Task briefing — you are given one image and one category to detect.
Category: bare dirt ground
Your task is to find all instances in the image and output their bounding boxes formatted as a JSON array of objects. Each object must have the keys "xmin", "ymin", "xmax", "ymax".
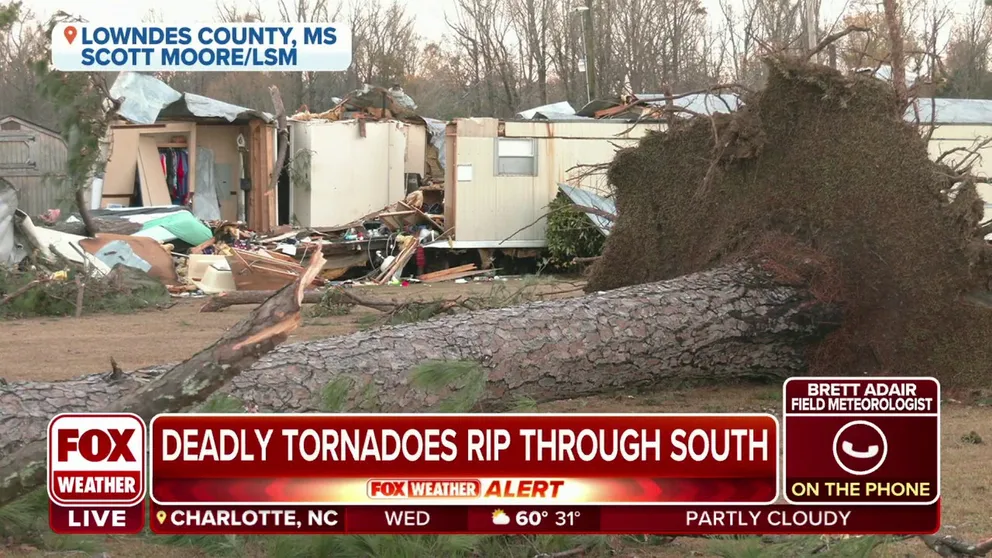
[
  {"xmin": 0, "ymin": 277, "xmax": 584, "ymax": 381},
  {"xmin": 1, "ymin": 277, "xmax": 989, "ymax": 557}
]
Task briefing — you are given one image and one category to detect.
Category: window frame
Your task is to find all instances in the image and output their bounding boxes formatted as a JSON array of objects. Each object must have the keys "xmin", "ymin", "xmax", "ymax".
[{"xmin": 493, "ymin": 137, "xmax": 538, "ymax": 177}]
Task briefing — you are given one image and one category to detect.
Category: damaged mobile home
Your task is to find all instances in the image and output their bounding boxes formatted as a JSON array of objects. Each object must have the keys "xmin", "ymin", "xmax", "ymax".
[
  {"xmin": 435, "ymin": 93, "xmax": 738, "ymax": 250},
  {"xmin": 288, "ymin": 84, "xmax": 446, "ymax": 229},
  {"xmin": 100, "ymin": 72, "xmax": 280, "ymax": 231}
]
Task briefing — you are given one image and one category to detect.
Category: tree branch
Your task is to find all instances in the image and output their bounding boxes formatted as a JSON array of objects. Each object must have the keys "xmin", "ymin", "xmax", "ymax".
[
  {"xmin": 919, "ymin": 534, "xmax": 992, "ymax": 557},
  {"xmin": 806, "ymin": 25, "xmax": 870, "ymax": 60}
]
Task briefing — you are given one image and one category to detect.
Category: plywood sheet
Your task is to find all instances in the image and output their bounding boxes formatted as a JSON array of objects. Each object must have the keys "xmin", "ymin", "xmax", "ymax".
[
  {"xmin": 136, "ymin": 136, "xmax": 172, "ymax": 206},
  {"xmin": 103, "ymin": 128, "xmax": 139, "ymax": 196}
]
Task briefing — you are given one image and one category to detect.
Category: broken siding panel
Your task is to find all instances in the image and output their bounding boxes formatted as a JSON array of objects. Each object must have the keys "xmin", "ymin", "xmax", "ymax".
[{"xmin": 558, "ymin": 183, "xmax": 616, "ymax": 236}]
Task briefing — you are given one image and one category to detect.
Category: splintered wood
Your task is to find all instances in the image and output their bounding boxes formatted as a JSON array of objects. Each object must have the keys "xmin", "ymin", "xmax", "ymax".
[
  {"xmin": 226, "ymin": 248, "xmax": 323, "ymax": 291},
  {"xmin": 375, "ymin": 238, "xmax": 421, "ymax": 284}
]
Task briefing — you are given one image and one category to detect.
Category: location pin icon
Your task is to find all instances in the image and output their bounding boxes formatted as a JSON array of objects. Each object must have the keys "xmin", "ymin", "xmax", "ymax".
[
  {"xmin": 156, "ymin": 510, "xmax": 167, "ymax": 524},
  {"xmin": 64, "ymin": 26, "xmax": 77, "ymax": 45}
]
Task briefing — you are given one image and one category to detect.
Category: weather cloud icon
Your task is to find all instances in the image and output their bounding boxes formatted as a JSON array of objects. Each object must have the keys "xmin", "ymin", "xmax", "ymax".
[{"xmin": 491, "ymin": 509, "xmax": 510, "ymax": 526}]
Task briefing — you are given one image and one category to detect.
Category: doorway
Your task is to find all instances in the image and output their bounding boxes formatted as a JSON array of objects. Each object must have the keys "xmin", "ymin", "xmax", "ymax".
[{"xmin": 278, "ymin": 132, "xmax": 291, "ymax": 225}]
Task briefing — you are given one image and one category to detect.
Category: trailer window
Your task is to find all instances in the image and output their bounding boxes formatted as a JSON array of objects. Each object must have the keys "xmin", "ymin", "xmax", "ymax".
[{"xmin": 495, "ymin": 138, "xmax": 537, "ymax": 176}]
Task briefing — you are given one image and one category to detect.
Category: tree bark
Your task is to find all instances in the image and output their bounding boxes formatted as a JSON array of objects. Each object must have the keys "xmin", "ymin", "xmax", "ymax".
[
  {"xmin": 268, "ymin": 85, "xmax": 289, "ymax": 195},
  {"xmin": 0, "ymin": 253, "xmax": 325, "ymax": 506},
  {"xmin": 882, "ymin": 0, "xmax": 907, "ymax": 106},
  {"xmin": 0, "ymin": 263, "xmax": 839, "ymax": 464},
  {"xmin": 581, "ymin": 0, "xmax": 598, "ymax": 101}
]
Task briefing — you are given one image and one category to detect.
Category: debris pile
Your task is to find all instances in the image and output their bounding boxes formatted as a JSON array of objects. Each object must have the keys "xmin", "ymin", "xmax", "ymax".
[
  {"xmin": 291, "ymin": 84, "xmax": 422, "ymax": 123},
  {"xmin": 1, "ymin": 183, "xmax": 498, "ymax": 316},
  {"xmin": 290, "ymin": 85, "xmax": 447, "ymax": 208},
  {"xmin": 589, "ymin": 57, "xmax": 992, "ymax": 385}
]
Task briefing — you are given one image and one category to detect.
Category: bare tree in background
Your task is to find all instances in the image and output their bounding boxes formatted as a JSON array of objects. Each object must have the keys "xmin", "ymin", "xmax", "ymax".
[
  {"xmin": 507, "ymin": 0, "xmax": 553, "ymax": 105},
  {"xmin": 940, "ymin": 1, "xmax": 992, "ymax": 98},
  {"xmin": 718, "ymin": 0, "xmax": 765, "ymax": 87},
  {"xmin": 913, "ymin": 0, "xmax": 952, "ymax": 93},
  {"xmin": 752, "ymin": 0, "xmax": 805, "ymax": 51},
  {"xmin": 447, "ymin": 0, "xmax": 520, "ymax": 115},
  {"xmin": 275, "ymin": 0, "xmax": 345, "ymax": 111},
  {"xmin": 0, "ymin": 4, "xmax": 55, "ymax": 128},
  {"xmin": 350, "ymin": 0, "xmax": 419, "ymax": 87},
  {"xmin": 547, "ymin": 0, "xmax": 584, "ymax": 104}
]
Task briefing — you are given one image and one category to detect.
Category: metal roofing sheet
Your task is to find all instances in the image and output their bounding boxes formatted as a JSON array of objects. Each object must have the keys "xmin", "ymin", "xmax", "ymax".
[
  {"xmin": 909, "ymin": 98, "xmax": 992, "ymax": 125},
  {"xmin": 557, "ymin": 183, "xmax": 616, "ymax": 236},
  {"xmin": 111, "ymin": 72, "xmax": 273, "ymax": 125},
  {"xmin": 517, "ymin": 101, "xmax": 576, "ymax": 119}
]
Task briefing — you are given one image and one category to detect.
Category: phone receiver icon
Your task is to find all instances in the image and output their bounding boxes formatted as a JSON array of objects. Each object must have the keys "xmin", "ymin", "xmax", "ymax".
[{"xmin": 842, "ymin": 441, "xmax": 880, "ymax": 459}]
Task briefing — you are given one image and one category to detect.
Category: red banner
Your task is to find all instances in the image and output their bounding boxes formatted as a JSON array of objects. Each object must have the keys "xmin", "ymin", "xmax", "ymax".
[
  {"xmin": 146, "ymin": 502, "xmax": 940, "ymax": 535},
  {"xmin": 150, "ymin": 413, "xmax": 778, "ymax": 505},
  {"xmin": 783, "ymin": 378, "xmax": 940, "ymax": 505}
]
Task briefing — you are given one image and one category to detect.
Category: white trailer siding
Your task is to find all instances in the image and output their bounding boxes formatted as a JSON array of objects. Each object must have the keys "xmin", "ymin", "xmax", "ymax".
[
  {"xmin": 290, "ymin": 119, "xmax": 408, "ymax": 228},
  {"xmin": 925, "ymin": 124, "xmax": 992, "ymax": 221},
  {"xmin": 442, "ymin": 97, "xmax": 992, "ymax": 248},
  {"xmin": 448, "ymin": 118, "xmax": 662, "ymax": 247}
]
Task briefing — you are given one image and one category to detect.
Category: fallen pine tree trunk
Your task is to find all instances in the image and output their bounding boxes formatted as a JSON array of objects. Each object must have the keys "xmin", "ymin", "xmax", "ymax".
[
  {"xmin": 0, "ymin": 262, "xmax": 839, "ymax": 463},
  {"xmin": 200, "ymin": 288, "xmax": 400, "ymax": 313},
  {"xmin": 201, "ymin": 289, "xmax": 327, "ymax": 312},
  {"xmin": 0, "ymin": 252, "xmax": 326, "ymax": 507}
]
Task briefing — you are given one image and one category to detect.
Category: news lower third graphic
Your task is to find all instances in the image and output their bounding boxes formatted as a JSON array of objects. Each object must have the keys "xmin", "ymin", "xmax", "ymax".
[
  {"xmin": 50, "ymin": 23, "xmax": 353, "ymax": 72},
  {"xmin": 148, "ymin": 413, "xmax": 781, "ymax": 506},
  {"xmin": 47, "ymin": 413, "xmax": 147, "ymax": 534},
  {"xmin": 45, "ymin": 398, "xmax": 943, "ymax": 535}
]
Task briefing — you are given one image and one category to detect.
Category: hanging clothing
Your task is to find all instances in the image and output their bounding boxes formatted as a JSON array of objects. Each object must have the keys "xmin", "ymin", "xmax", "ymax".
[{"xmin": 158, "ymin": 147, "xmax": 190, "ymax": 205}]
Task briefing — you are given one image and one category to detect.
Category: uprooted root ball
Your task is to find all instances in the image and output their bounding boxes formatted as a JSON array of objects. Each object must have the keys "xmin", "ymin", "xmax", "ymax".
[{"xmin": 589, "ymin": 57, "xmax": 992, "ymax": 386}]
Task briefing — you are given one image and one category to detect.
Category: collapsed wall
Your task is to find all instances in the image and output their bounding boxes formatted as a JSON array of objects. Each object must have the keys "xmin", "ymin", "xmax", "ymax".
[{"xmin": 589, "ymin": 57, "xmax": 992, "ymax": 385}]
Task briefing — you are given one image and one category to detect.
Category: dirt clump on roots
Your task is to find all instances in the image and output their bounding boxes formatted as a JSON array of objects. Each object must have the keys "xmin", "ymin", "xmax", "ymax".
[{"xmin": 588, "ymin": 57, "xmax": 992, "ymax": 386}]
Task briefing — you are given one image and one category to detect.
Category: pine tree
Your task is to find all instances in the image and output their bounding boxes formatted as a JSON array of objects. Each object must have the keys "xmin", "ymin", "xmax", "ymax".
[{"xmin": 32, "ymin": 11, "xmax": 121, "ymax": 234}]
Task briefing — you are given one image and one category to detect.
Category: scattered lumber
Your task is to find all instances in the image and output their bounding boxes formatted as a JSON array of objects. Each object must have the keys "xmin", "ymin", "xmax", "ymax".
[
  {"xmin": 416, "ymin": 264, "xmax": 477, "ymax": 281},
  {"xmin": 421, "ymin": 268, "xmax": 498, "ymax": 283}
]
